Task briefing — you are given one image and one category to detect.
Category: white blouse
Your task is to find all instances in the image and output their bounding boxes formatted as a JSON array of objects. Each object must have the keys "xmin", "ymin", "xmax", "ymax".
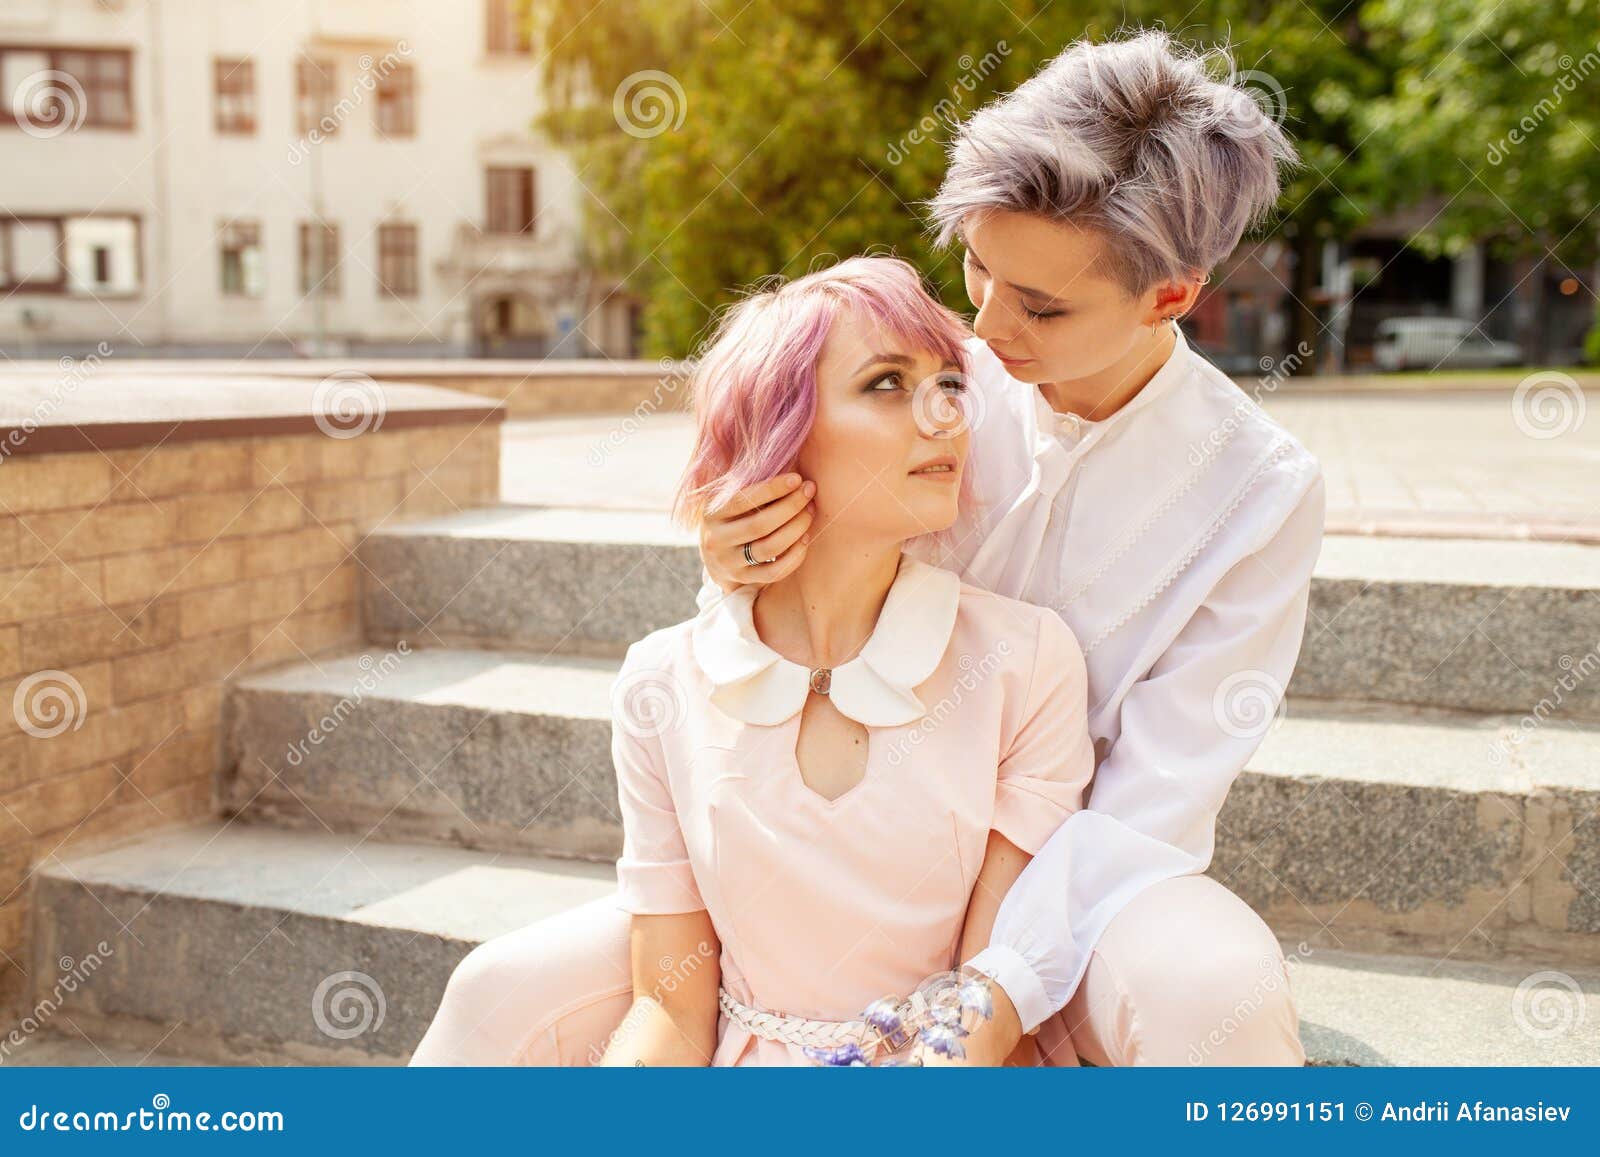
[{"xmin": 700, "ymin": 326, "xmax": 1324, "ymax": 1033}]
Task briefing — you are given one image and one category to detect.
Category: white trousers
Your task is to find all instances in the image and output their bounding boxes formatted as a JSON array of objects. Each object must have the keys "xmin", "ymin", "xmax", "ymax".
[{"xmin": 409, "ymin": 872, "xmax": 1307, "ymax": 1066}]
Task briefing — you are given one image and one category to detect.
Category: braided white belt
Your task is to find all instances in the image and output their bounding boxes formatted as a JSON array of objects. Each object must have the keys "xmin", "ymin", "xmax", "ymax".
[{"xmin": 718, "ymin": 986, "xmax": 932, "ymax": 1058}]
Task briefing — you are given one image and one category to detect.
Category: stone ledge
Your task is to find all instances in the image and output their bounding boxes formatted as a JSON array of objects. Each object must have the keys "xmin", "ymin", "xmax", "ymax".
[
  {"xmin": 3, "ymin": 357, "xmax": 680, "ymax": 380},
  {"xmin": 0, "ymin": 374, "xmax": 504, "ymax": 455}
]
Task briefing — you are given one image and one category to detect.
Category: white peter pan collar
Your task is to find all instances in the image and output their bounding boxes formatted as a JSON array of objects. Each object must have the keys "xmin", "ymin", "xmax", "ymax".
[{"xmin": 690, "ymin": 553, "xmax": 962, "ymax": 727}]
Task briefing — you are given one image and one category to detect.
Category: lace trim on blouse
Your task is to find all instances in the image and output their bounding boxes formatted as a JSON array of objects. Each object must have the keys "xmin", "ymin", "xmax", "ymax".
[
  {"xmin": 1055, "ymin": 417, "xmax": 1243, "ymax": 610},
  {"xmin": 1081, "ymin": 436, "xmax": 1300, "ymax": 657}
]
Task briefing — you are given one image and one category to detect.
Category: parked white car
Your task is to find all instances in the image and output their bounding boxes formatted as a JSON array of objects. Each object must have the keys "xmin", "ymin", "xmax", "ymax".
[{"xmin": 1372, "ymin": 317, "xmax": 1523, "ymax": 371}]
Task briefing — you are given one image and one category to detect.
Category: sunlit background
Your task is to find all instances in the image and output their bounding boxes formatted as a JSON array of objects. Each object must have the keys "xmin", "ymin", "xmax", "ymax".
[
  {"xmin": 1, "ymin": 1, "xmax": 1598, "ymax": 1070},
  {"xmin": 2, "ymin": 0, "xmax": 1597, "ymax": 372}
]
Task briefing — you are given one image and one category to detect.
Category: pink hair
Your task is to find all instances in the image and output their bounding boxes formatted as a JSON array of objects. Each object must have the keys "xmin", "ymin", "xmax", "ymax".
[{"xmin": 672, "ymin": 255, "xmax": 975, "ymax": 527}]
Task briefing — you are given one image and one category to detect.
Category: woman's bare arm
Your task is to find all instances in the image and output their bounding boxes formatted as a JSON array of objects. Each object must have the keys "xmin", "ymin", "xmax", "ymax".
[
  {"xmin": 598, "ymin": 910, "xmax": 721, "ymax": 1066},
  {"xmin": 918, "ymin": 829, "xmax": 1032, "ymax": 1066}
]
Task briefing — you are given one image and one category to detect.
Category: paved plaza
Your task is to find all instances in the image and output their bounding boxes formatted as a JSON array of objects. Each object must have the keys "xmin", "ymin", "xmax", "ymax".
[{"xmin": 503, "ymin": 386, "xmax": 1599, "ymax": 543}]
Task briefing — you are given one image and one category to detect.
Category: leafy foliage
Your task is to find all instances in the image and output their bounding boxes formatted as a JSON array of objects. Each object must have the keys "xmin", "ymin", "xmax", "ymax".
[{"xmin": 526, "ymin": 0, "xmax": 1600, "ymax": 358}]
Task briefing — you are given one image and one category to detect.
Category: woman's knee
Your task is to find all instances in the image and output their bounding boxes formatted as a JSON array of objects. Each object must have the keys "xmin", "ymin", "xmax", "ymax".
[
  {"xmin": 451, "ymin": 895, "xmax": 631, "ymax": 1010},
  {"xmin": 412, "ymin": 894, "xmax": 634, "ymax": 1065},
  {"xmin": 443, "ymin": 934, "xmax": 539, "ymax": 1010},
  {"xmin": 1093, "ymin": 875, "xmax": 1306, "ymax": 1065},
  {"xmin": 1168, "ymin": 929, "xmax": 1303, "ymax": 1065}
]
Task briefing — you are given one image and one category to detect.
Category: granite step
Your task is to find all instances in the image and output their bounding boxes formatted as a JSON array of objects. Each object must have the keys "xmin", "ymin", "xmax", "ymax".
[
  {"xmin": 1214, "ymin": 699, "xmax": 1600, "ymax": 965},
  {"xmin": 23, "ymin": 821, "xmax": 616, "ymax": 1066},
  {"xmin": 1295, "ymin": 534, "xmax": 1600, "ymax": 721},
  {"xmin": 358, "ymin": 506, "xmax": 700, "ymax": 659},
  {"xmin": 358, "ymin": 507, "xmax": 1600, "ymax": 720},
  {"xmin": 23, "ymin": 821, "xmax": 1600, "ymax": 1066},
  {"xmin": 223, "ymin": 647, "xmax": 622, "ymax": 860},
  {"xmin": 223, "ymin": 646, "xmax": 1600, "ymax": 961}
]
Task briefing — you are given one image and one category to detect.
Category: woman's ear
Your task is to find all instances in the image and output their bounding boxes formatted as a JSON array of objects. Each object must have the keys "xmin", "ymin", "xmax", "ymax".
[{"xmin": 1143, "ymin": 274, "xmax": 1206, "ymax": 327}]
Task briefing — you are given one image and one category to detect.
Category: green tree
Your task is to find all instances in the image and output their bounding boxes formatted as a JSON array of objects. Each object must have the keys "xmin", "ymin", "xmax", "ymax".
[
  {"xmin": 530, "ymin": 0, "xmax": 1061, "ymax": 355},
  {"xmin": 528, "ymin": 1, "xmax": 1594, "ymax": 363},
  {"xmin": 1360, "ymin": 0, "xmax": 1600, "ymax": 358}
]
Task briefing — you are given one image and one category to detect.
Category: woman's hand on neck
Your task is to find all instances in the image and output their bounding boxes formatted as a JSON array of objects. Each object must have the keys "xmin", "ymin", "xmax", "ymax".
[
  {"xmin": 751, "ymin": 531, "xmax": 904, "ymax": 670},
  {"xmin": 1039, "ymin": 320, "xmax": 1176, "ymax": 422}
]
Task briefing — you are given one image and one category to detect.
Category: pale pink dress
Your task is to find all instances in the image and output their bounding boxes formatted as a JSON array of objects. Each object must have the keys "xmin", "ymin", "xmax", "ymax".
[{"xmin": 609, "ymin": 553, "xmax": 1095, "ymax": 1066}]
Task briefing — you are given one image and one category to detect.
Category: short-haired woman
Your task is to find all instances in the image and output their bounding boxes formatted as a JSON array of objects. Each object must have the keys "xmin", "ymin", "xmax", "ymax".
[{"xmin": 413, "ymin": 29, "xmax": 1322, "ymax": 1067}]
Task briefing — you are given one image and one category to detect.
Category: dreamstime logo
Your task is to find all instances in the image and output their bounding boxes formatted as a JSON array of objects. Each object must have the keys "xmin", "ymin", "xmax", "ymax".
[
  {"xmin": 1488, "ymin": 644, "xmax": 1599, "ymax": 765},
  {"xmin": 884, "ymin": 43, "xmax": 1010, "ymax": 165},
  {"xmin": 1511, "ymin": 970, "xmax": 1586, "ymax": 1040},
  {"xmin": 1511, "ymin": 371, "xmax": 1586, "ymax": 440},
  {"xmin": 13, "ymin": 670, "xmax": 87, "ymax": 739},
  {"xmin": 884, "ymin": 643, "xmax": 1012, "ymax": 768},
  {"xmin": 312, "ymin": 371, "xmax": 387, "ymax": 439},
  {"xmin": 283, "ymin": 643, "xmax": 410, "ymax": 767},
  {"xmin": 587, "ymin": 358, "xmax": 691, "ymax": 467},
  {"xmin": 288, "ymin": 40, "xmax": 413, "ymax": 163},
  {"xmin": 11, "ymin": 69, "xmax": 87, "ymax": 138},
  {"xmin": 610, "ymin": 668, "xmax": 688, "ymax": 738},
  {"xmin": 1487, "ymin": 42, "xmax": 1600, "ymax": 164},
  {"xmin": 0, "ymin": 942, "xmax": 115, "ymax": 1065},
  {"xmin": 911, "ymin": 370, "xmax": 986, "ymax": 440},
  {"xmin": 1219, "ymin": 67, "xmax": 1289, "ymax": 139},
  {"xmin": 1187, "ymin": 341, "xmax": 1313, "ymax": 467},
  {"xmin": 585, "ymin": 940, "xmax": 716, "ymax": 1064},
  {"xmin": 1212, "ymin": 669, "xmax": 1286, "ymax": 741},
  {"xmin": 1, "ymin": 341, "xmax": 113, "ymax": 463},
  {"xmin": 312, "ymin": 971, "xmax": 386, "ymax": 1040},
  {"xmin": 613, "ymin": 70, "xmax": 687, "ymax": 138},
  {"xmin": 1187, "ymin": 941, "xmax": 1313, "ymax": 1063}
]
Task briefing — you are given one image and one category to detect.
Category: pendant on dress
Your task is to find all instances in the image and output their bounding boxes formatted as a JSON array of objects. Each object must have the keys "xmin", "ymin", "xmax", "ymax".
[{"xmin": 809, "ymin": 667, "xmax": 832, "ymax": 695}]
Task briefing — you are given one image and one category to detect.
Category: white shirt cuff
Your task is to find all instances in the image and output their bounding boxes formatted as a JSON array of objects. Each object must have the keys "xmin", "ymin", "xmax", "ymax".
[{"xmin": 964, "ymin": 942, "xmax": 1053, "ymax": 1036}]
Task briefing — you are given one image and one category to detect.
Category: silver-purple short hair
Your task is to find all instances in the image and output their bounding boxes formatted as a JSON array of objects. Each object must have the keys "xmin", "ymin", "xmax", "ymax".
[{"xmin": 928, "ymin": 29, "xmax": 1298, "ymax": 295}]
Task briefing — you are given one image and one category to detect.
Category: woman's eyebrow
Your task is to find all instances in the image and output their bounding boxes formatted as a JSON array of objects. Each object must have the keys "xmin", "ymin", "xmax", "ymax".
[{"xmin": 851, "ymin": 353, "xmax": 962, "ymax": 375}]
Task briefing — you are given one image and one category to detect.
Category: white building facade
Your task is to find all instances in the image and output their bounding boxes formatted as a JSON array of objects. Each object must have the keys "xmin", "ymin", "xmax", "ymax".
[{"xmin": 0, "ymin": 0, "xmax": 638, "ymax": 358}]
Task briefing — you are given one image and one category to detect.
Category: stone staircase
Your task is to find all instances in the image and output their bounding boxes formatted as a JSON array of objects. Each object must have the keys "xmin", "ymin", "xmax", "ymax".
[{"xmin": 24, "ymin": 506, "xmax": 1600, "ymax": 1065}]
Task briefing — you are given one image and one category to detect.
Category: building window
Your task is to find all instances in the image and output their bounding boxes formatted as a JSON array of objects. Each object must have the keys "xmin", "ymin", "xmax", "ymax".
[
  {"xmin": 220, "ymin": 220, "xmax": 263, "ymax": 296},
  {"xmin": 299, "ymin": 220, "xmax": 340, "ymax": 295},
  {"xmin": 1, "ymin": 45, "xmax": 134, "ymax": 130},
  {"xmin": 485, "ymin": 166, "xmax": 536, "ymax": 235},
  {"xmin": 65, "ymin": 217, "xmax": 139, "ymax": 294},
  {"xmin": 214, "ymin": 58, "xmax": 255, "ymax": 134},
  {"xmin": 377, "ymin": 222, "xmax": 419, "ymax": 297},
  {"xmin": 295, "ymin": 55, "xmax": 337, "ymax": 135},
  {"xmin": 0, "ymin": 214, "xmax": 140, "ymax": 294},
  {"xmin": 485, "ymin": 0, "xmax": 532, "ymax": 53},
  {"xmin": 374, "ymin": 64, "xmax": 415, "ymax": 137},
  {"xmin": 0, "ymin": 217, "xmax": 66, "ymax": 290}
]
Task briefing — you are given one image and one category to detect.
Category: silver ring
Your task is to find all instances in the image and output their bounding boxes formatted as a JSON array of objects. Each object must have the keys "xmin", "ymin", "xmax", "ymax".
[{"xmin": 743, "ymin": 542, "xmax": 759, "ymax": 567}]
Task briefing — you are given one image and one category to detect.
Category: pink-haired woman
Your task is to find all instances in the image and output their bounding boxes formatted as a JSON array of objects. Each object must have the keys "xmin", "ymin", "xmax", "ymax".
[
  {"xmin": 569, "ymin": 256, "xmax": 1095, "ymax": 1065},
  {"xmin": 413, "ymin": 29, "xmax": 1321, "ymax": 1067}
]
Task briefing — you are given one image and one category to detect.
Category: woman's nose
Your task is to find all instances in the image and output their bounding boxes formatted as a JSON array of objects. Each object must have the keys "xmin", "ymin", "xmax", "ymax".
[
  {"xmin": 972, "ymin": 291, "xmax": 1019, "ymax": 345},
  {"xmin": 911, "ymin": 377, "xmax": 974, "ymax": 442}
]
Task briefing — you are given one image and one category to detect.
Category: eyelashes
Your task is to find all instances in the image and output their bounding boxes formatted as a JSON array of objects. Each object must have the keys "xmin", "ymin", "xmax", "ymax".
[
  {"xmin": 964, "ymin": 250, "xmax": 1065, "ymax": 322},
  {"xmin": 865, "ymin": 371, "xmax": 968, "ymax": 394}
]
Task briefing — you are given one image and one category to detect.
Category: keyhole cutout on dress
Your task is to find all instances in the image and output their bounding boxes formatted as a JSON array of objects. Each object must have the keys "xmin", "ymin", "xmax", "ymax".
[{"xmin": 793, "ymin": 690, "xmax": 870, "ymax": 803}]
